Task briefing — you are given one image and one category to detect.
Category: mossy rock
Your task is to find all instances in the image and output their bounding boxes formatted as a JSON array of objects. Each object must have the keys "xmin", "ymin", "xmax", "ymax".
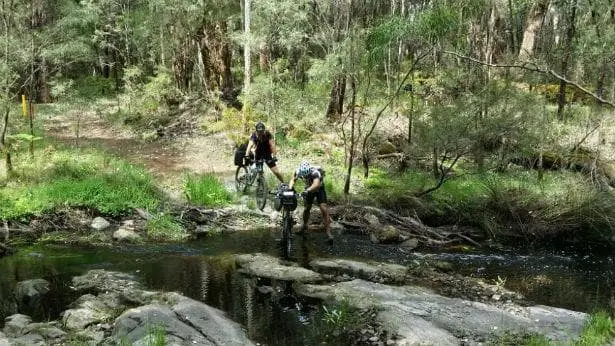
[
  {"xmin": 370, "ymin": 225, "xmax": 401, "ymax": 244},
  {"xmin": 377, "ymin": 141, "xmax": 397, "ymax": 155}
]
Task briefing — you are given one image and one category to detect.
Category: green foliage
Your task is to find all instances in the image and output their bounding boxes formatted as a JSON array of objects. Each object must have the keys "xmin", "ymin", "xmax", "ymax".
[
  {"xmin": 363, "ymin": 168, "xmax": 430, "ymax": 207},
  {"xmin": 489, "ymin": 311, "xmax": 614, "ymax": 345},
  {"xmin": 320, "ymin": 298, "xmax": 379, "ymax": 342},
  {"xmin": 141, "ymin": 67, "xmax": 182, "ymax": 112},
  {"xmin": 367, "ymin": 16, "xmax": 412, "ymax": 62},
  {"xmin": 576, "ymin": 311, "xmax": 615, "ymax": 346},
  {"xmin": 321, "ymin": 298, "xmax": 353, "ymax": 336},
  {"xmin": 183, "ymin": 174, "xmax": 233, "ymax": 207},
  {"xmin": 532, "ymin": 84, "xmax": 594, "ymax": 105},
  {"xmin": 242, "ymin": 75, "xmax": 325, "ymax": 139},
  {"xmin": 0, "ymin": 148, "xmax": 160, "ymax": 219},
  {"xmin": 413, "ymin": 3, "xmax": 461, "ymax": 43},
  {"xmin": 146, "ymin": 213, "xmax": 188, "ymax": 241},
  {"xmin": 212, "ymin": 104, "xmax": 261, "ymax": 145},
  {"xmin": 323, "ymin": 170, "xmax": 345, "ymax": 204},
  {"xmin": 5, "ymin": 133, "xmax": 42, "ymax": 152}
]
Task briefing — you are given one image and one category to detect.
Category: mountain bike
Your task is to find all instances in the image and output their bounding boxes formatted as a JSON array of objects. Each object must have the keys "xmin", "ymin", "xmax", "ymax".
[
  {"xmin": 235, "ymin": 157, "xmax": 269, "ymax": 211},
  {"xmin": 273, "ymin": 184, "xmax": 298, "ymax": 259}
]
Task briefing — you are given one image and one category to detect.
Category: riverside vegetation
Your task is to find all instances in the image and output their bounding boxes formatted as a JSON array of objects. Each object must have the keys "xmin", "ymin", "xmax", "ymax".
[{"xmin": 0, "ymin": 97, "xmax": 613, "ymax": 345}]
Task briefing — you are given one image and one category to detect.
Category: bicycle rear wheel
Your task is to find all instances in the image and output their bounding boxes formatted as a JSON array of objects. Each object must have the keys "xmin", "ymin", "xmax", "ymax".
[
  {"xmin": 256, "ymin": 174, "xmax": 267, "ymax": 210},
  {"xmin": 235, "ymin": 166, "xmax": 249, "ymax": 193},
  {"xmin": 281, "ymin": 211, "xmax": 292, "ymax": 259}
]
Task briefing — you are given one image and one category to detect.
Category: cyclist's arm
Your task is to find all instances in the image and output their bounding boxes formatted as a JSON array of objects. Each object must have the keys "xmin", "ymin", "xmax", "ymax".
[
  {"xmin": 288, "ymin": 172, "xmax": 298, "ymax": 190},
  {"xmin": 268, "ymin": 139, "xmax": 277, "ymax": 156},
  {"xmin": 246, "ymin": 140, "xmax": 255, "ymax": 155}
]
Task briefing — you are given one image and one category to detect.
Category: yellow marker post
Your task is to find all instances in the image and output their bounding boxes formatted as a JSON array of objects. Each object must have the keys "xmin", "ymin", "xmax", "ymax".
[{"xmin": 21, "ymin": 95, "xmax": 27, "ymax": 117}]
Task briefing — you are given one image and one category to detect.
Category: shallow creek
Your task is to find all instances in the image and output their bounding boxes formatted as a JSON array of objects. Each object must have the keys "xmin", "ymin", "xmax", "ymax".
[{"xmin": 1, "ymin": 230, "xmax": 613, "ymax": 344}]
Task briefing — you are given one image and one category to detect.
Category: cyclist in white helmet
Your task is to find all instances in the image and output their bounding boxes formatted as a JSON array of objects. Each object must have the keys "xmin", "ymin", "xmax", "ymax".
[{"xmin": 288, "ymin": 160, "xmax": 332, "ymax": 243}]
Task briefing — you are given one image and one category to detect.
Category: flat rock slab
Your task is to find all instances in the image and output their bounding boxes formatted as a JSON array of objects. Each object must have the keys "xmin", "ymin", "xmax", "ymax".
[
  {"xmin": 296, "ymin": 279, "xmax": 587, "ymax": 345},
  {"xmin": 234, "ymin": 253, "xmax": 324, "ymax": 283}
]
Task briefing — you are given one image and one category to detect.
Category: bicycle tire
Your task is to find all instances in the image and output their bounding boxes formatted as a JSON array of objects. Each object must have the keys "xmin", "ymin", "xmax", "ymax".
[
  {"xmin": 235, "ymin": 166, "xmax": 249, "ymax": 193},
  {"xmin": 281, "ymin": 210, "xmax": 292, "ymax": 259},
  {"xmin": 256, "ymin": 174, "xmax": 267, "ymax": 210}
]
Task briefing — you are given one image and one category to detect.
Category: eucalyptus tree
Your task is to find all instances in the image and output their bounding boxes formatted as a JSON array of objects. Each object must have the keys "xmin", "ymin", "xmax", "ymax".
[
  {"xmin": 518, "ymin": 0, "xmax": 549, "ymax": 61},
  {"xmin": 0, "ymin": 0, "xmax": 31, "ymax": 173}
]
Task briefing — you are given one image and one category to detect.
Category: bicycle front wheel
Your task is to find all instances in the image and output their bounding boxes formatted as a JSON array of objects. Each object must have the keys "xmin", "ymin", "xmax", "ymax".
[
  {"xmin": 281, "ymin": 211, "xmax": 293, "ymax": 259},
  {"xmin": 235, "ymin": 166, "xmax": 249, "ymax": 193},
  {"xmin": 256, "ymin": 175, "xmax": 267, "ymax": 210}
]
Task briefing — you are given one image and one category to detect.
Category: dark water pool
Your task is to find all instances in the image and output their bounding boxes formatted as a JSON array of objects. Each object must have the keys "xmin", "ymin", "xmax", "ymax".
[{"xmin": 1, "ymin": 229, "xmax": 613, "ymax": 344}]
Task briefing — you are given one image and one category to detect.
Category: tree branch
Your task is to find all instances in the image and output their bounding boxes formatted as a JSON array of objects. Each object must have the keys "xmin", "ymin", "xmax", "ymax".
[{"xmin": 443, "ymin": 50, "xmax": 615, "ymax": 108}]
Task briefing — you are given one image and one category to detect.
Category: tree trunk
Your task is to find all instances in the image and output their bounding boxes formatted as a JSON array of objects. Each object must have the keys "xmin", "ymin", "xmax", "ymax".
[
  {"xmin": 30, "ymin": 0, "xmax": 50, "ymax": 103},
  {"xmin": 507, "ymin": 0, "xmax": 518, "ymax": 55},
  {"xmin": 243, "ymin": 0, "xmax": 251, "ymax": 94},
  {"xmin": 37, "ymin": 58, "xmax": 50, "ymax": 102},
  {"xmin": 1, "ymin": 0, "xmax": 13, "ymax": 174},
  {"xmin": 432, "ymin": 146, "xmax": 439, "ymax": 179},
  {"xmin": 556, "ymin": 0, "xmax": 577, "ymax": 122},
  {"xmin": 343, "ymin": 76, "xmax": 357, "ymax": 196},
  {"xmin": 518, "ymin": 0, "xmax": 549, "ymax": 61},
  {"xmin": 172, "ymin": 37, "xmax": 195, "ymax": 92},
  {"xmin": 325, "ymin": 75, "xmax": 346, "ymax": 121}
]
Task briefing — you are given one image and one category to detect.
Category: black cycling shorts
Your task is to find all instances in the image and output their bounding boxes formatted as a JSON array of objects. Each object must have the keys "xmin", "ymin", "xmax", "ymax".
[
  {"xmin": 255, "ymin": 152, "xmax": 277, "ymax": 168},
  {"xmin": 304, "ymin": 184, "xmax": 327, "ymax": 205}
]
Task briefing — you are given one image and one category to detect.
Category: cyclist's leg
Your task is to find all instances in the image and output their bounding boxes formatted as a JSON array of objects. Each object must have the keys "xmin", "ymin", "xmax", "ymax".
[
  {"xmin": 265, "ymin": 154, "xmax": 284, "ymax": 183},
  {"xmin": 315, "ymin": 185, "xmax": 332, "ymax": 240},
  {"xmin": 301, "ymin": 202, "xmax": 313, "ymax": 233}
]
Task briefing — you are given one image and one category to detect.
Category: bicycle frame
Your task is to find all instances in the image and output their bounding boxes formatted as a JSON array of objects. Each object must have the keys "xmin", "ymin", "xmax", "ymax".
[
  {"xmin": 273, "ymin": 187, "xmax": 299, "ymax": 259},
  {"xmin": 235, "ymin": 158, "xmax": 269, "ymax": 211},
  {"xmin": 246, "ymin": 159, "xmax": 265, "ymax": 186}
]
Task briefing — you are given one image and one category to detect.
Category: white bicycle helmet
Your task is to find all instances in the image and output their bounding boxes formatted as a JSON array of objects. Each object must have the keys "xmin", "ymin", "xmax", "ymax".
[{"xmin": 298, "ymin": 161, "xmax": 311, "ymax": 178}]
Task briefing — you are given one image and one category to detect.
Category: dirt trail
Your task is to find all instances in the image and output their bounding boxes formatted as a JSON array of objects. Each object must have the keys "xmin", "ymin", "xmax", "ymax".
[
  {"xmin": 43, "ymin": 108, "xmax": 238, "ymax": 190},
  {"xmin": 43, "ymin": 106, "xmax": 297, "ymax": 195}
]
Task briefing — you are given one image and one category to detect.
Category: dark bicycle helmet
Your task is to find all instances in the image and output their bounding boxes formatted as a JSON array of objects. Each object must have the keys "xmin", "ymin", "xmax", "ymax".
[{"xmin": 255, "ymin": 121, "xmax": 265, "ymax": 132}]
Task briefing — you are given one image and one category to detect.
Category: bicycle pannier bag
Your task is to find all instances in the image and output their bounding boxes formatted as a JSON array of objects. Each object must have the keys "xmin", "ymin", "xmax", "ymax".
[
  {"xmin": 234, "ymin": 143, "xmax": 247, "ymax": 166},
  {"xmin": 275, "ymin": 190, "xmax": 297, "ymax": 211}
]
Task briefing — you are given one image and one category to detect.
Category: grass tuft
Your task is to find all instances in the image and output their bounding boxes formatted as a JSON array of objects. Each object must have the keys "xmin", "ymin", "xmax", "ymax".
[
  {"xmin": 183, "ymin": 173, "xmax": 233, "ymax": 207},
  {"xmin": 146, "ymin": 213, "xmax": 188, "ymax": 241}
]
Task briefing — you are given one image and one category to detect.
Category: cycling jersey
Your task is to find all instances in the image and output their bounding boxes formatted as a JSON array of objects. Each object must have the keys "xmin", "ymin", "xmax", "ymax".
[{"xmin": 250, "ymin": 130, "xmax": 273, "ymax": 156}]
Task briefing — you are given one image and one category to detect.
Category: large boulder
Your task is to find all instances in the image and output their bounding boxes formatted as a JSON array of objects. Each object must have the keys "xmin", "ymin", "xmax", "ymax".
[{"xmin": 113, "ymin": 297, "xmax": 255, "ymax": 346}]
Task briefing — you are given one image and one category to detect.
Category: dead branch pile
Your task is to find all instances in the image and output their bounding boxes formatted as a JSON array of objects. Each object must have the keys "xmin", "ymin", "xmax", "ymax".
[{"xmin": 330, "ymin": 204, "xmax": 484, "ymax": 248}]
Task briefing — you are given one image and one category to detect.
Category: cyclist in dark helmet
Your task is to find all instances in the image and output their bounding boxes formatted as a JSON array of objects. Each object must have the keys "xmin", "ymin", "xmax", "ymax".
[
  {"xmin": 245, "ymin": 121, "xmax": 284, "ymax": 183},
  {"xmin": 288, "ymin": 160, "xmax": 332, "ymax": 243}
]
